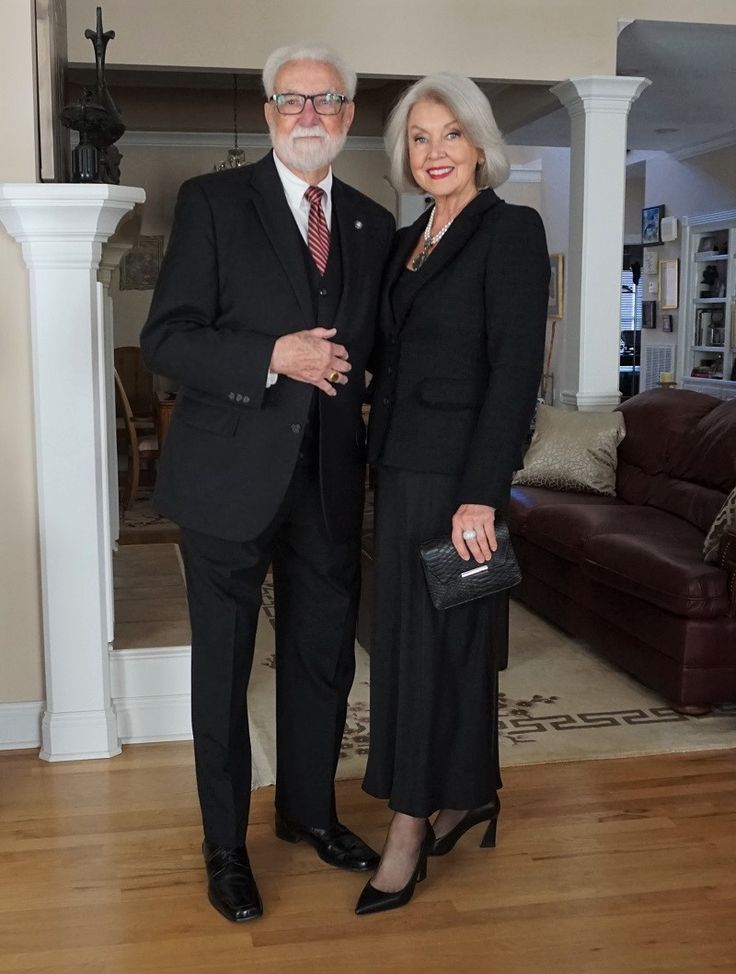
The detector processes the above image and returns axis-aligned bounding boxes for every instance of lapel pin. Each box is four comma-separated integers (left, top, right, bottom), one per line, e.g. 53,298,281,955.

354,220,363,230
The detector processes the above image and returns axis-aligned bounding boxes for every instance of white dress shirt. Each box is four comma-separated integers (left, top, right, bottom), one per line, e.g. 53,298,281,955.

266,151,334,386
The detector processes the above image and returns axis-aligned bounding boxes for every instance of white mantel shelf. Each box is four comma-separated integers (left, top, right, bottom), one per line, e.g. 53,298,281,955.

0,182,145,761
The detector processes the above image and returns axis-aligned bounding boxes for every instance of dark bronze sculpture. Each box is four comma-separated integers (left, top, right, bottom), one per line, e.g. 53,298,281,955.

61,7,125,183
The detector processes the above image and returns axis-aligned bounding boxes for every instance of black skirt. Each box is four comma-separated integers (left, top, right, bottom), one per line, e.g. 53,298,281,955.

362,465,502,817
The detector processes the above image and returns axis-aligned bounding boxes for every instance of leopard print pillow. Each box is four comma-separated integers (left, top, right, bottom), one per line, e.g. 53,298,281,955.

512,405,626,497
703,483,736,564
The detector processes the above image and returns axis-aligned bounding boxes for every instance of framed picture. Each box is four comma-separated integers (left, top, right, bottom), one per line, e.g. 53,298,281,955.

642,249,658,275
641,204,665,246
697,236,715,253
548,253,564,319
120,235,165,290
642,301,656,329
658,258,680,310
661,314,674,333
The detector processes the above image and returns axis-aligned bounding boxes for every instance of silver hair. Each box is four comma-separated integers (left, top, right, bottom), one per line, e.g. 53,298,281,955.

262,43,357,100
384,73,510,192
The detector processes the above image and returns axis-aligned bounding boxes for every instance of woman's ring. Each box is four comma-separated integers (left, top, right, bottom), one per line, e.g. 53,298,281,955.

328,370,340,384
462,529,477,541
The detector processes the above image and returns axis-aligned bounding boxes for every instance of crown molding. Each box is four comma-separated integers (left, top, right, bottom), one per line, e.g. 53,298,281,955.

671,132,736,161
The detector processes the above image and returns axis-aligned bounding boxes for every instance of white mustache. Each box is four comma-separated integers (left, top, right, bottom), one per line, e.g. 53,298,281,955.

290,126,327,139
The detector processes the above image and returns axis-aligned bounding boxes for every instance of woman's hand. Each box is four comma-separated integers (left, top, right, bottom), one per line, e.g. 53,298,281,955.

452,504,497,564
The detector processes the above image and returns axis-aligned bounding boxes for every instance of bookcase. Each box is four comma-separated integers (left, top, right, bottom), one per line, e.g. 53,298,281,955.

680,212,736,399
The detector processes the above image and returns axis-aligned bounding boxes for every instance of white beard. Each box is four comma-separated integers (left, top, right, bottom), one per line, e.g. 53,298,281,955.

269,124,347,173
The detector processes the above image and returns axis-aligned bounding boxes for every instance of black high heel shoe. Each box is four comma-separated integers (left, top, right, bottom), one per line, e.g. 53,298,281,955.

429,794,501,857
354,821,435,916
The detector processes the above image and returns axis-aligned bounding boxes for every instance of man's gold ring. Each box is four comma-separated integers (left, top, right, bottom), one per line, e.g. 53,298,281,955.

329,370,341,384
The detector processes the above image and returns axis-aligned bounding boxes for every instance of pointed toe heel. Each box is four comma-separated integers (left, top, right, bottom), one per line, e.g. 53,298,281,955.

354,822,434,916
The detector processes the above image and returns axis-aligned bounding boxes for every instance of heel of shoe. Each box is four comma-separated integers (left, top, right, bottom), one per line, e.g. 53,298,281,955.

416,857,428,883
480,817,498,848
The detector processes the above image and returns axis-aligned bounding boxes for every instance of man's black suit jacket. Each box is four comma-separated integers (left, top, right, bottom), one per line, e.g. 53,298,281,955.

140,152,395,542
368,189,550,510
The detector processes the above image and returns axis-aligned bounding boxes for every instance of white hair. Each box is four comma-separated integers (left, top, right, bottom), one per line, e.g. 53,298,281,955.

385,73,510,193
262,43,357,100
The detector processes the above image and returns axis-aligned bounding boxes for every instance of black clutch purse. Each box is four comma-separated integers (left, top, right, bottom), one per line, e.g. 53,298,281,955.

418,515,521,610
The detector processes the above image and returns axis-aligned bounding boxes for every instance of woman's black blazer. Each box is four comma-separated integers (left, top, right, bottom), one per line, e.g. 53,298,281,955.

368,189,550,510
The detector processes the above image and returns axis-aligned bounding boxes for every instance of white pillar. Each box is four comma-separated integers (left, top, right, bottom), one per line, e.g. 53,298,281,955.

0,184,145,761
98,225,139,554
552,76,650,411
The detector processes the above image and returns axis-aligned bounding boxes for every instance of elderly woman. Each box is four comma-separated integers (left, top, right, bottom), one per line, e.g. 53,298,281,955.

356,74,550,915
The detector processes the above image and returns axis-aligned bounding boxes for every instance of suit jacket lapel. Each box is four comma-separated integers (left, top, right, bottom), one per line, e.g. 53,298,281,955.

390,190,505,331
250,153,315,325
331,177,367,338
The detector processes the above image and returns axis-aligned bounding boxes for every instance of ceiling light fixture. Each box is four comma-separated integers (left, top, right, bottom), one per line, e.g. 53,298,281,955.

214,73,247,171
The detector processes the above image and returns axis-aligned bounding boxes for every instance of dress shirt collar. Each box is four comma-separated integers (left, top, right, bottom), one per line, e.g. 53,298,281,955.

272,149,333,210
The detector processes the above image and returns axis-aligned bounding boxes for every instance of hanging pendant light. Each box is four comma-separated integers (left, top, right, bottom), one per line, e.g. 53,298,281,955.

214,73,247,171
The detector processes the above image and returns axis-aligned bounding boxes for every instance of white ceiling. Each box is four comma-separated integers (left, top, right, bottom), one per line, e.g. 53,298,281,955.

505,19,736,156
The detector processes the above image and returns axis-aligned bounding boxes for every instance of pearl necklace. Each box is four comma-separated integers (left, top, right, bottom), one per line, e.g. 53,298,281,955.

410,206,454,271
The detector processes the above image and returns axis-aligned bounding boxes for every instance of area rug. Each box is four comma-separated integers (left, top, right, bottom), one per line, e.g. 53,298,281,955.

247,584,736,786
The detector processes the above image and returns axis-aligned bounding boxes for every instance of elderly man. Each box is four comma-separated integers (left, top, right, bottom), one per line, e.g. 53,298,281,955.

141,44,394,922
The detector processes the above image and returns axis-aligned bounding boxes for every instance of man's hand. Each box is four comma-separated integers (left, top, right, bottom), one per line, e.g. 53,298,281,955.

270,327,351,397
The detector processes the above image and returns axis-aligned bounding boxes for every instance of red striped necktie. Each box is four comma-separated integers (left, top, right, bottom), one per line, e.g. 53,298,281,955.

305,185,330,276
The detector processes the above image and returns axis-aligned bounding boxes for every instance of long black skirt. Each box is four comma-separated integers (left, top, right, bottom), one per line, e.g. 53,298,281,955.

362,465,502,818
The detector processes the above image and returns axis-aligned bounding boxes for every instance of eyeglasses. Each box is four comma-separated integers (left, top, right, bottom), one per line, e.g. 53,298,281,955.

269,92,349,116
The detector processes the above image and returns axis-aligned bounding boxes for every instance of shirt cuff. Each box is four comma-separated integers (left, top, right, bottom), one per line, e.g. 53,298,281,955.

266,370,279,388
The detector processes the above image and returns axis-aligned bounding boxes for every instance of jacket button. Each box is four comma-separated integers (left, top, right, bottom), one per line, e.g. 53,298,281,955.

319,288,328,296
382,397,391,406
235,393,243,402
291,423,302,433
242,395,250,404
228,392,235,400
387,366,393,376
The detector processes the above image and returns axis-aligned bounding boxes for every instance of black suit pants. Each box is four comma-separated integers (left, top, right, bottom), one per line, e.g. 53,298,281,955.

179,463,361,848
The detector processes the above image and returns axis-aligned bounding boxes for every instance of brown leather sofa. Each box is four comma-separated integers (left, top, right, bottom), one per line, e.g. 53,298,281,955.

508,388,736,712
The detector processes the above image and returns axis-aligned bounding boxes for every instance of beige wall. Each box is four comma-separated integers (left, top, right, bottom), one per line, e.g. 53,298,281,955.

65,0,736,82
0,0,45,704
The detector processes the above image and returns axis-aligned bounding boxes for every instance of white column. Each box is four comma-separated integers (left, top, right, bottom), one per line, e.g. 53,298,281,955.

98,222,139,555
552,76,650,411
0,184,145,761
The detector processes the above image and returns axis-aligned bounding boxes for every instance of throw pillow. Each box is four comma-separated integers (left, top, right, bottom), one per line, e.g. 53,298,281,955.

512,405,626,496
703,483,736,563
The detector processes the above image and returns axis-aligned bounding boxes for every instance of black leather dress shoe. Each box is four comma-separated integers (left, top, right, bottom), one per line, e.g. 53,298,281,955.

274,812,380,871
202,841,263,923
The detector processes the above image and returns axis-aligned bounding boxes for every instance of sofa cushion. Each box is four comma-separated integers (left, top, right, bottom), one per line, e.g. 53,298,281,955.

667,397,736,493
508,486,625,537
582,530,729,619
523,504,678,564
616,388,720,477
615,390,735,533
513,405,625,496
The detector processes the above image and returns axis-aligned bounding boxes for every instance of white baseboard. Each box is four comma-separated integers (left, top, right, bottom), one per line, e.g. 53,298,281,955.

0,700,44,750
110,645,192,743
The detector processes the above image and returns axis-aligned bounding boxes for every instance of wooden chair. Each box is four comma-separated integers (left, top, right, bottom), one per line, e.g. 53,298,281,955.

114,368,159,511
113,345,156,431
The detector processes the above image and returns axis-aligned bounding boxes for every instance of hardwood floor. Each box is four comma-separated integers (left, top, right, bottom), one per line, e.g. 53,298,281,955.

1,746,735,973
